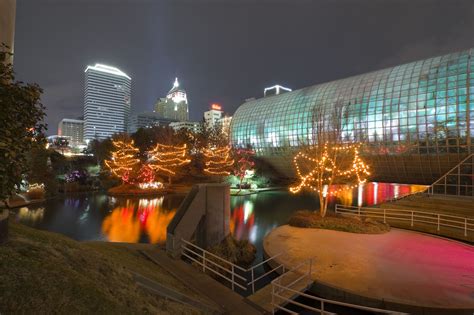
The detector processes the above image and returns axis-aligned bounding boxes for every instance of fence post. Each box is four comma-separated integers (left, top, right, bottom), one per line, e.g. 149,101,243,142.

465,218,468,237
358,206,361,216
411,211,414,227
202,251,206,272
321,300,325,314
251,268,255,294
383,209,386,223
231,265,235,291
437,214,440,231
271,283,275,315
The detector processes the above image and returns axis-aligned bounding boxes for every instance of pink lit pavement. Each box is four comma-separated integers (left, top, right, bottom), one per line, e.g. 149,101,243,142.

264,225,474,309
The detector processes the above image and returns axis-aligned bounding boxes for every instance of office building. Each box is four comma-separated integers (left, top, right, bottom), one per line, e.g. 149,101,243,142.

169,121,201,133
218,116,232,136
83,64,131,140
154,78,189,121
204,104,223,128
128,112,176,133
230,48,474,184
58,118,84,147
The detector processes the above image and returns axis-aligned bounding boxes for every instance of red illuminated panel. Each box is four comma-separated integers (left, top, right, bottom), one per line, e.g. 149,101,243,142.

211,103,222,110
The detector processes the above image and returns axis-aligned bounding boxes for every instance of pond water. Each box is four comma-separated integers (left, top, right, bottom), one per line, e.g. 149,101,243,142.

12,182,425,261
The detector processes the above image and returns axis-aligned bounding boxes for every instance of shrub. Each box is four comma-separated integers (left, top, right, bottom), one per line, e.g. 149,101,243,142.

208,235,257,268
288,210,390,234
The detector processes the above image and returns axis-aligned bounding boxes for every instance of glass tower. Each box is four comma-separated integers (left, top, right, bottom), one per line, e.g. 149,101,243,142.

84,64,131,141
230,48,474,184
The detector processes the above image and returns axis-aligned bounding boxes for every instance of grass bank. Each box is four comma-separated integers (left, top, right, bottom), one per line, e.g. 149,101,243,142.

0,221,206,314
288,210,390,234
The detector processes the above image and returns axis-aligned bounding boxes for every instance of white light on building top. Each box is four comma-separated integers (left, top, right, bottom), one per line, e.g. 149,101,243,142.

84,63,131,80
264,85,292,97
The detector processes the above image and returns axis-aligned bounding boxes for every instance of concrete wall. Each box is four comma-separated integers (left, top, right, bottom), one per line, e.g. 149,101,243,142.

0,0,16,63
167,183,230,258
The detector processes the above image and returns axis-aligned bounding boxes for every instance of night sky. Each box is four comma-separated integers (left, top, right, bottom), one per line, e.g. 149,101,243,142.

13,0,474,135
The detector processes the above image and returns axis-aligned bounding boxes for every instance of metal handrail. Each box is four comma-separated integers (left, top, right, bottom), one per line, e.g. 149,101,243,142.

272,283,406,315
181,238,247,272
336,204,474,237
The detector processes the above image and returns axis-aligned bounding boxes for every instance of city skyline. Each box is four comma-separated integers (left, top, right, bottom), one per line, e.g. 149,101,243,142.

13,0,474,135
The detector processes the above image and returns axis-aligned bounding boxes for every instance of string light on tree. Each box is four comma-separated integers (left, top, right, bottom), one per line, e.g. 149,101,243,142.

290,142,370,217
148,143,191,184
104,139,140,183
234,148,255,188
136,163,163,189
204,145,234,176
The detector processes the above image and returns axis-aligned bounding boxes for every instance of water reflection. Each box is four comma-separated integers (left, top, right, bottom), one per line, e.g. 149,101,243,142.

17,207,44,224
12,182,426,248
229,182,427,258
101,197,176,244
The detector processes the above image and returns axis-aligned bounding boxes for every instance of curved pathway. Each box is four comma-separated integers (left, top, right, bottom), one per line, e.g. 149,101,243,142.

264,225,474,309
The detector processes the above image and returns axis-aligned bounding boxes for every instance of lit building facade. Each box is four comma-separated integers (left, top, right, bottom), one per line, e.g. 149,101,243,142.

128,112,176,134
154,78,189,121
169,121,201,133
204,104,223,128
84,64,131,141
231,48,474,184
58,118,84,147
218,116,232,137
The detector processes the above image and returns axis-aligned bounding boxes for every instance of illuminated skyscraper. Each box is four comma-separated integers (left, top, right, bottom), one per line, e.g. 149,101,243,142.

83,64,131,140
154,78,189,121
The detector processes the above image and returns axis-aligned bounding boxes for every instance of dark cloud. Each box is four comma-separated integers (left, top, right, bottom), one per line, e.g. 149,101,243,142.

13,0,474,135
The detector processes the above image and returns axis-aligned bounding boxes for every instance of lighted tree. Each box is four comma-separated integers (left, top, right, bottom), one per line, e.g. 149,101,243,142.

204,145,234,177
148,143,191,184
104,139,140,184
290,143,370,217
290,101,370,217
233,148,255,188
137,163,155,184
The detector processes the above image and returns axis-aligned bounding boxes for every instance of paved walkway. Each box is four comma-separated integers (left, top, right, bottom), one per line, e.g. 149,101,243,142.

264,225,474,309
141,249,262,315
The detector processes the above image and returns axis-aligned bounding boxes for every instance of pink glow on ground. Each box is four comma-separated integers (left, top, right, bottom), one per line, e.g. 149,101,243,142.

264,226,474,308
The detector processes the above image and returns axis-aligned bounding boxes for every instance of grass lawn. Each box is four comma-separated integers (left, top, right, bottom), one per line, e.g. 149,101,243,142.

288,210,390,234
0,221,206,314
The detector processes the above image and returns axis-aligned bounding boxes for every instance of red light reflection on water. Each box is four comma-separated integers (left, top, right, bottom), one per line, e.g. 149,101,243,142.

229,183,427,242
101,198,176,243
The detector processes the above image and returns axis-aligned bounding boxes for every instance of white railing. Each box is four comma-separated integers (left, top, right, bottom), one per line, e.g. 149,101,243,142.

181,238,248,291
182,239,407,314
335,204,474,237
182,238,286,293
247,252,285,294
270,258,404,315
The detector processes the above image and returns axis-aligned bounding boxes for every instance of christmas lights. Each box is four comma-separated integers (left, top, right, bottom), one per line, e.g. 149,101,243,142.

234,148,255,187
290,142,370,216
104,139,140,183
148,143,191,184
203,145,234,176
